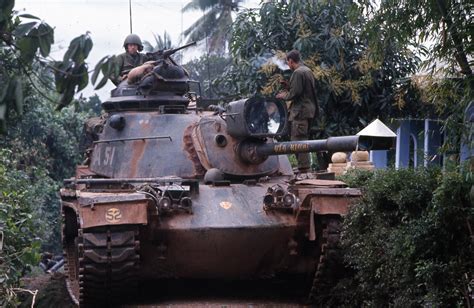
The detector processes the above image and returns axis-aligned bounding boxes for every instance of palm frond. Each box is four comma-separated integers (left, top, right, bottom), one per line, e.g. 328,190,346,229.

181,0,245,53
183,9,217,40
152,31,173,50
144,31,174,52
182,0,218,12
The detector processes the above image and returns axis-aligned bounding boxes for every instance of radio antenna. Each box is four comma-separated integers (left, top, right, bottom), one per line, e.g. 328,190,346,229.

129,0,133,33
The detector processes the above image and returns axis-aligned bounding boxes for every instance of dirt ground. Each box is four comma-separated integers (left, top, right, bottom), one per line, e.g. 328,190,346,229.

20,273,75,308
19,273,309,307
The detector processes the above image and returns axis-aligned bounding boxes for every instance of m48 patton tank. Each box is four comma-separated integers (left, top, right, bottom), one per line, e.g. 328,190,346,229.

61,44,395,307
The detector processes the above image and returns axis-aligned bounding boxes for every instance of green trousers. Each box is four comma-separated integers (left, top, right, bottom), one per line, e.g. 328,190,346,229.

290,118,311,171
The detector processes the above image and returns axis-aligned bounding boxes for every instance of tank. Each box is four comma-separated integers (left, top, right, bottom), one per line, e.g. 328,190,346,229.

60,44,395,307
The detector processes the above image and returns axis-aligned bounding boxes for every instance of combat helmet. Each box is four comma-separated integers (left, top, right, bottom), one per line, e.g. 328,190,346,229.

123,34,143,51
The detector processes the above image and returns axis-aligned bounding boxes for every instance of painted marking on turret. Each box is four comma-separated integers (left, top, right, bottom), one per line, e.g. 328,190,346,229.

103,146,116,166
93,148,101,166
220,201,232,210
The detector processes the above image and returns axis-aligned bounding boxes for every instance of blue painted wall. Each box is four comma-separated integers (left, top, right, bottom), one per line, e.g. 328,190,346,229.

371,119,443,169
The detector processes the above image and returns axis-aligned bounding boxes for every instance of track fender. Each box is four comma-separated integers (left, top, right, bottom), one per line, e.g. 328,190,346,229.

308,193,359,241
79,200,148,229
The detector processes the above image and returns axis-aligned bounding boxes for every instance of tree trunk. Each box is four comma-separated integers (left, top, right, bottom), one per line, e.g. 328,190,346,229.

435,0,472,76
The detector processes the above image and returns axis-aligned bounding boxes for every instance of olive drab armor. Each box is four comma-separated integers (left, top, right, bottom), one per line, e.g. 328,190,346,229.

123,33,143,51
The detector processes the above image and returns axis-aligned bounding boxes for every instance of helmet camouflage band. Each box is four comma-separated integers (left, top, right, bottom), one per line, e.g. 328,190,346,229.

123,34,143,51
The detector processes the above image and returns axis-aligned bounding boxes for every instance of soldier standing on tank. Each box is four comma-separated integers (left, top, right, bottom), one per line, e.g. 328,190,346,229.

112,34,147,85
276,50,319,173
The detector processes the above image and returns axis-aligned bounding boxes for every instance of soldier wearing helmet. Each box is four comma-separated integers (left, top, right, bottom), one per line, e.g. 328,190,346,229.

113,34,148,85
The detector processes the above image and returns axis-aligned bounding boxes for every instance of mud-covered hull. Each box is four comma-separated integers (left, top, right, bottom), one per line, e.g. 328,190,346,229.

60,95,380,306
61,174,360,306
139,183,305,279
140,224,303,279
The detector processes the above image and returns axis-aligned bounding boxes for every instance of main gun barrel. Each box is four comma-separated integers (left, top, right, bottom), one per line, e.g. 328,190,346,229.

239,135,392,164
257,136,362,156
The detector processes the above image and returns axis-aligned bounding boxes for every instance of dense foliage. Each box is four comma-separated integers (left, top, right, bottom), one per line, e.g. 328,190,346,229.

0,150,41,306
355,0,473,165
219,0,431,140
0,90,91,304
355,0,472,78
0,2,106,305
338,168,473,306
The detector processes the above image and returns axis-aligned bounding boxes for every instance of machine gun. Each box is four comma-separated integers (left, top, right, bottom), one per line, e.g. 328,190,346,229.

130,41,197,96
118,41,196,81
146,41,197,62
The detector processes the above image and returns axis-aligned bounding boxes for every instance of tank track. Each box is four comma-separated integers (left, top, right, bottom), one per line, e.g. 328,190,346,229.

308,216,343,305
64,239,80,306
64,226,140,307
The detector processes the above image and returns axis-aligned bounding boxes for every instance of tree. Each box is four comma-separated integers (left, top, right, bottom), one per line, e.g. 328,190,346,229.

221,0,428,140
0,70,89,306
0,1,54,131
182,0,243,54
73,94,102,116
0,1,101,131
0,151,42,306
355,0,473,167
0,82,89,305
0,4,98,305
355,0,472,78
0,1,122,128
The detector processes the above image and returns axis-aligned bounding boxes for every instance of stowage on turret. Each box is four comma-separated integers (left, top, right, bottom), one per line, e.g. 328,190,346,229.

61,44,395,307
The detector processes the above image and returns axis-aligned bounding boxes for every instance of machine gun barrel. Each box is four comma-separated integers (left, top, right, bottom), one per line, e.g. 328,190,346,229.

148,41,197,60
162,41,197,58
239,135,393,164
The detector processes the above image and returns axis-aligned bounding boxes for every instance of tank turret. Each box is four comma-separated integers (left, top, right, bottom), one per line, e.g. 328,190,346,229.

221,97,394,165
190,96,394,175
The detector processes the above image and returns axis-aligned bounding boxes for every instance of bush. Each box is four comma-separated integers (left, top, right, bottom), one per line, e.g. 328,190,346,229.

0,150,41,307
0,96,88,306
338,168,473,307
1,97,87,253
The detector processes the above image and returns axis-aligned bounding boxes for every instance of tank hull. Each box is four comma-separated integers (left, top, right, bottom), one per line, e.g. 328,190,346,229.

60,94,378,306
140,225,302,279
62,173,362,306
139,183,307,279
